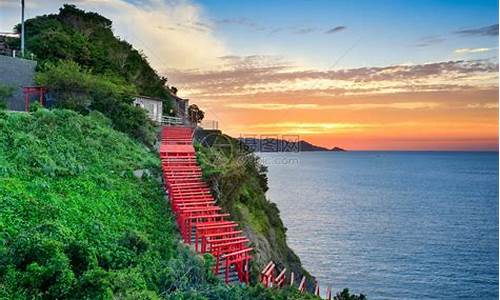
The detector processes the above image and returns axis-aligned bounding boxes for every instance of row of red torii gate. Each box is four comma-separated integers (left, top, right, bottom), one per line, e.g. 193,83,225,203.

159,126,334,299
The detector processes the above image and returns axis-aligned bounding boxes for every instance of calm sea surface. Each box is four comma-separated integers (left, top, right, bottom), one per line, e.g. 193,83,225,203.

258,151,498,299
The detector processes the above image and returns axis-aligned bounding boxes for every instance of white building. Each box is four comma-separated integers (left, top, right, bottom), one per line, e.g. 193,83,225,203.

133,96,163,123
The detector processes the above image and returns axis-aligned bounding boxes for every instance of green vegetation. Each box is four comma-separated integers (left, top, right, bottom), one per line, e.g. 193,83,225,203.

334,289,367,300
0,108,194,298
0,109,324,299
35,60,156,146
194,133,367,299
16,5,176,110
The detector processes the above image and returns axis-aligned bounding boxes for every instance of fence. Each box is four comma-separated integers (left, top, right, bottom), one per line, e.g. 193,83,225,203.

161,115,183,126
199,119,219,130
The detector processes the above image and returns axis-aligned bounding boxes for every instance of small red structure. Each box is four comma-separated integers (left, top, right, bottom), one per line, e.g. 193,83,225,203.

298,276,306,292
260,261,275,288
274,268,287,288
315,282,320,296
23,86,46,111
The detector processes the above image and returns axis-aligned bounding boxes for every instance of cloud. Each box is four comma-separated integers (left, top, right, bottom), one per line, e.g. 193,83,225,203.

0,0,21,9
226,103,320,110
293,27,316,34
454,24,499,37
168,56,499,99
215,17,267,31
325,26,346,34
97,0,227,70
245,122,377,134
414,36,445,47
225,102,440,111
214,17,338,36
466,102,499,109
455,47,492,53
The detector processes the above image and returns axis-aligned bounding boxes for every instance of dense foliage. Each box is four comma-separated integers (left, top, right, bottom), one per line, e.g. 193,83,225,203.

334,289,367,300
0,109,326,299
188,104,205,124
35,60,156,145
15,4,174,113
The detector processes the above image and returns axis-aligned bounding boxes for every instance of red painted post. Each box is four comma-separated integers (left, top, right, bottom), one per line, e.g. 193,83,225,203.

245,259,250,284
298,276,306,292
326,287,332,300
25,90,29,111
260,261,274,287
315,282,320,296
275,268,286,288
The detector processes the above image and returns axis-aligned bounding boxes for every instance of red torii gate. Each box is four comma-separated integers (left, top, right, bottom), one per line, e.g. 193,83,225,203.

23,86,46,111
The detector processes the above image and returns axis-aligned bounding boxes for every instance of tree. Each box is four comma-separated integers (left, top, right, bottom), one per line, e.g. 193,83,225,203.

15,4,173,113
188,104,205,124
335,288,367,300
170,86,178,95
36,60,156,146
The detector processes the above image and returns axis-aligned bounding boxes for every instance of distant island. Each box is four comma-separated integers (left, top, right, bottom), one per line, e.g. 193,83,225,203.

238,137,346,152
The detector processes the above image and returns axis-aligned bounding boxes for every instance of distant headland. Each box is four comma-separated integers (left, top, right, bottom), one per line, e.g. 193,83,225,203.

238,137,346,152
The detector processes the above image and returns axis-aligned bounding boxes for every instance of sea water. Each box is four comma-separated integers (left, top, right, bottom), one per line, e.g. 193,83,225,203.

258,151,498,299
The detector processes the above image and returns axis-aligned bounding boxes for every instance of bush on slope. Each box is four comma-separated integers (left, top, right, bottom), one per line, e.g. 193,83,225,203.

0,109,210,298
0,109,324,299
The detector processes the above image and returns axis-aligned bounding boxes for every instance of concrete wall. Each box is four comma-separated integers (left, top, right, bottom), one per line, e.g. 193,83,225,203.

0,55,37,111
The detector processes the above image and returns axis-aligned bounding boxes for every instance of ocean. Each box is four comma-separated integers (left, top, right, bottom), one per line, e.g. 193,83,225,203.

258,151,499,299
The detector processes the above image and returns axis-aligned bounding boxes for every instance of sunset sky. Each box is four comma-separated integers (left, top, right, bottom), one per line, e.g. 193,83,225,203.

1,0,498,150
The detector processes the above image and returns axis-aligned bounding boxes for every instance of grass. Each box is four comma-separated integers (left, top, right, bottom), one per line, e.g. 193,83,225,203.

0,109,208,298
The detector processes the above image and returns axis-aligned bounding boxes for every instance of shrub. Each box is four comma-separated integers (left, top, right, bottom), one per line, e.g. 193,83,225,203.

0,110,169,298
35,60,157,145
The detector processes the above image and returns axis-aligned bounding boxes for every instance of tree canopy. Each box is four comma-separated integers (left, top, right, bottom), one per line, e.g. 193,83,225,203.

16,4,174,113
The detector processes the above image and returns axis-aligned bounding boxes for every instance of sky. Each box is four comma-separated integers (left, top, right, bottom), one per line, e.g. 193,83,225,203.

1,0,498,150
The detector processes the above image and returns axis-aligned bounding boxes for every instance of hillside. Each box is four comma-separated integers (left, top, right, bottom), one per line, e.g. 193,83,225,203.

0,109,192,298
0,108,324,299
195,131,314,282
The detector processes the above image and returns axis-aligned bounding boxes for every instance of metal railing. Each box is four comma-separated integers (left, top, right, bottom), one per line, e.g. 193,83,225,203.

146,113,162,123
161,115,183,126
199,119,219,130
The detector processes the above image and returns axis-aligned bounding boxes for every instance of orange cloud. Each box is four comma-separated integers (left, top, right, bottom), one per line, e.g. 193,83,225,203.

170,56,498,150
